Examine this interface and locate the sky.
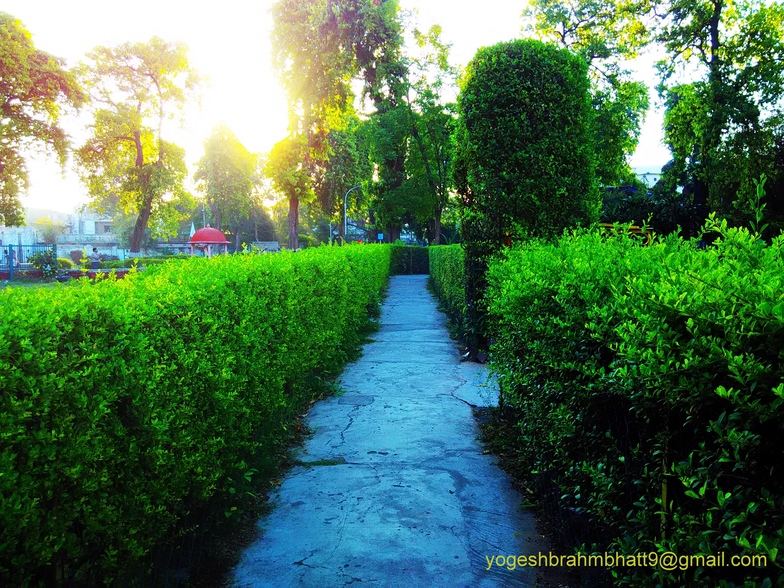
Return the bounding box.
[5,0,670,215]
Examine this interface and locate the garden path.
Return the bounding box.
[231,274,546,587]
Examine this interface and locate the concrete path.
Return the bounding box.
[232,275,546,587]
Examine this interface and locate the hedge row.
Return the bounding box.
[389,245,429,275]
[428,245,465,329]
[0,244,390,585]
[485,223,784,586]
[99,255,192,269]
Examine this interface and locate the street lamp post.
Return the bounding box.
[343,185,362,241]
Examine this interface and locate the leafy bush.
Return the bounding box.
[485,225,784,586]
[28,249,59,277]
[56,257,73,269]
[0,244,391,584]
[390,245,429,275]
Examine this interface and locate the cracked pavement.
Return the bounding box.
[231,275,545,587]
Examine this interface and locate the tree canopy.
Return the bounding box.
[0,12,85,226]
[526,0,784,234]
[75,37,199,252]
[524,0,650,188]
[194,124,256,248]
[655,0,784,225]
[270,0,406,247]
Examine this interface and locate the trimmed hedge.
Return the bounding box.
[485,223,784,586]
[428,245,465,329]
[100,255,192,269]
[0,244,390,585]
[390,245,429,275]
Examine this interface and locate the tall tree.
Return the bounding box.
[524,0,651,187]
[0,12,85,226]
[194,124,256,250]
[655,0,784,222]
[32,216,67,244]
[527,0,784,227]
[75,37,199,252]
[270,0,406,246]
[403,25,457,244]
[266,134,312,249]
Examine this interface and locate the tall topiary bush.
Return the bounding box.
[455,39,598,353]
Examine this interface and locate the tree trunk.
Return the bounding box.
[235,228,243,252]
[129,193,154,253]
[385,223,401,243]
[128,131,148,253]
[434,206,442,245]
[288,193,299,250]
[208,202,222,230]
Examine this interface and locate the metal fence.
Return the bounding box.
[3,244,57,279]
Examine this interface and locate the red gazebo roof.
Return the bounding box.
[189,227,229,244]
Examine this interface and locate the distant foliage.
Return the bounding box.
[486,225,784,587]
[0,245,390,584]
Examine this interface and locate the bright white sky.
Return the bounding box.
[5,0,670,215]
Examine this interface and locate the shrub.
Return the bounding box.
[28,249,59,277]
[56,257,73,269]
[69,250,84,265]
[485,225,784,586]
[455,39,598,241]
[0,244,391,584]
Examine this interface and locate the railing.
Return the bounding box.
[3,244,57,279]
[57,233,119,244]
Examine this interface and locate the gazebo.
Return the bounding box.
[188,226,229,258]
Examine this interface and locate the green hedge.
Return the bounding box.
[485,223,784,586]
[0,244,390,585]
[428,245,465,329]
[390,245,429,275]
[99,255,192,269]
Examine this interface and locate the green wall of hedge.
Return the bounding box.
[485,225,784,586]
[428,245,465,329]
[0,245,390,584]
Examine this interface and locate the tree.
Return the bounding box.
[403,25,458,244]
[266,134,312,249]
[194,125,256,250]
[33,216,67,244]
[654,0,784,224]
[0,12,85,226]
[75,37,199,252]
[271,0,406,246]
[527,0,784,229]
[524,0,650,187]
